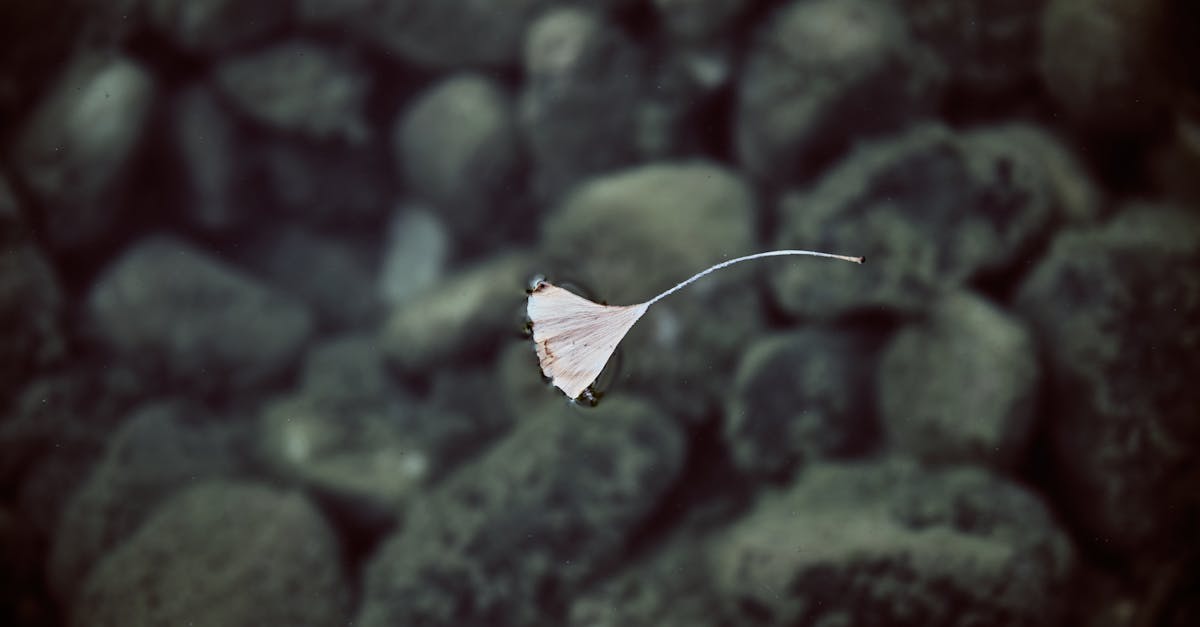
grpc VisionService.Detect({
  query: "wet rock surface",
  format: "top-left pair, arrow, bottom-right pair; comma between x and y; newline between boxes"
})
86,236 -> 313,392
358,397 -> 685,627
146,0 -> 284,55
1016,205 -> 1200,554
879,291 -> 1040,470
725,328 -> 878,479
771,123 -> 1058,317
71,481 -> 351,627
710,459 -> 1076,627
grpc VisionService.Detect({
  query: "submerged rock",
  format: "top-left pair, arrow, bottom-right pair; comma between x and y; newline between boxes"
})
879,291 -> 1039,471
725,328 -> 878,479
520,7 -> 642,202
147,0 -> 284,54
540,162 -> 761,418
397,73 -> 524,243
377,206 -> 450,308
12,54 -> 154,249
709,459 -> 1075,626
358,397 -> 684,627
216,41 -> 370,144
171,85 -> 242,230
72,481 -> 351,627
770,124 -> 1059,318
736,0 -> 943,183
1016,204 -> 1200,554
49,401 -> 247,604
87,236 -> 313,392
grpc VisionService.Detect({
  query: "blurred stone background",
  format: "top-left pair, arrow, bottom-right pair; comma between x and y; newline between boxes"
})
1,0 -> 1198,626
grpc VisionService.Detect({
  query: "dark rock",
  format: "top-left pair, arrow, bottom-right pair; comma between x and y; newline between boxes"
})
1001,124 -> 1103,224
171,85 -> 241,230
497,339 -> 559,421
86,236 -> 313,392
540,162 -> 762,418
48,401 -> 248,604
568,535 -> 729,627
652,0 -> 749,44
300,334 -> 396,405
0,177 -> 63,405
1016,204 -> 1200,554
347,0 -> 630,70
240,227 -> 379,330
254,138 -> 391,226
879,291 -> 1039,470
380,250 -> 534,370
770,124 -> 1058,317
358,397 -> 685,627
0,364 -> 145,535
899,0 -> 1045,95
725,328 -> 877,480
0,505 -> 55,627
72,481 -> 351,627
520,7 -> 642,202
12,54 -> 154,249
709,459 -> 1076,626
396,73 -> 523,243
146,0 -> 284,55
216,41 -> 370,144
378,206 -> 450,308
736,0 -> 943,183
1039,0 -> 1166,132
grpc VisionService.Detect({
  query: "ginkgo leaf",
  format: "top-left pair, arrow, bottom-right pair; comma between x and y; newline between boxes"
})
526,249 -> 863,402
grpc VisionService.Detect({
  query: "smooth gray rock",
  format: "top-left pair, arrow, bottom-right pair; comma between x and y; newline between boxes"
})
725,328 -> 878,479
540,162 -> 762,418
87,236 -> 313,391
1039,0 -> 1165,131
397,74 -> 523,242
12,55 -> 155,248
217,41 -> 369,143
568,535 -> 729,627
736,0 -> 943,183
879,291 -> 1039,470
147,0 -> 284,54
0,177 -> 63,404
172,85 -> 240,230
520,7 -> 641,202
48,402 -> 247,604
72,481 -> 351,627
1016,204 -> 1200,554
380,250 -> 534,370
770,124 -> 1057,317
709,459 -> 1075,626
378,206 -> 450,308
899,0 -> 1045,95
358,397 -> 685,627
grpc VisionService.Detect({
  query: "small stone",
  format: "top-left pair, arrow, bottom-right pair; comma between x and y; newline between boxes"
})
1039,0 -> 1165,131
87,236 -> 313,391
396,74 -> 523,243
12,54 -> 155,248
899,0 -> 1045,95
497,338 -> 558,421
736,0 -> 943,183
147,0 -> 284,55
568,536 -> 728,627
48,401 -> 247,604
520,7 -> 642,202
709,459 -> 1076,626
725,328 -> 878,480
1016,204 -> 1200,554
300,334 -> 396,406
0,177 -> 63,404
254,138 -> 391,226
72,481 -> 351,627
378,206 -> 450,307
217,41 -> 370,143
771,123 -> 1056,317
652,0 -> 748,43
239,227 -> 379,330
879,291 -> 1039,470
358,397 -> 684,627
171,85 -> 240,230
380,251 -> 534,370
540,162 -> 762,418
